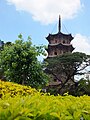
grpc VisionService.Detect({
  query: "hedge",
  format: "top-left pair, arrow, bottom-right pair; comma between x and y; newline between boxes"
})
0,80 -> 90,120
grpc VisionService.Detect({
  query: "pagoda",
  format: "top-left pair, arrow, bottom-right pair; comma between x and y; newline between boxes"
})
46,15 -> 74,57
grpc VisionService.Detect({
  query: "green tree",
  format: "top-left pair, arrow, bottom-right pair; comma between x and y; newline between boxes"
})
70,78 -> 90,96
0,34 -> 48,88
45,52 -> 90,95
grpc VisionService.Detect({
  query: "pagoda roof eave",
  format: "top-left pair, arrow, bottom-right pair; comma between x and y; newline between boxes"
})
46,32 -> 72,37
48,43 -> 75,51
46,32 -> 74,41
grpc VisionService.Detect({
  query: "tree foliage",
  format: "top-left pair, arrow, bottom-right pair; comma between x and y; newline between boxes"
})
70,78 -> 90,96
0,34 -> 48,88
45,52 -> 90,95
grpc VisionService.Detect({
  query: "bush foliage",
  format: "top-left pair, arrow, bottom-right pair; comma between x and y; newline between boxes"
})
0,80 -> 37,98
0,80 -> 90,120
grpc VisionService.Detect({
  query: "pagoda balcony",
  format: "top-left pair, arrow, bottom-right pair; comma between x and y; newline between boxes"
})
48,55 -> 57,57
49,43 -> 72,46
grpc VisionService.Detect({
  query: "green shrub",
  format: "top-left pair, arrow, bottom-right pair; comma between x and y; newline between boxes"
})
0,80 -> 90,120
0,94 -> 90,120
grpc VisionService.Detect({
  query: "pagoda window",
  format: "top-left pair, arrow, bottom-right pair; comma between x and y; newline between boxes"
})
63,40 -> 65,44
49,40 -> 52,44
55,39 -> 57,43
54,51 -> 57,55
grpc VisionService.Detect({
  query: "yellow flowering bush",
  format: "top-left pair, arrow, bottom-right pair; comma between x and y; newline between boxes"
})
0,80 -> 90,120
0,80 -> 37,98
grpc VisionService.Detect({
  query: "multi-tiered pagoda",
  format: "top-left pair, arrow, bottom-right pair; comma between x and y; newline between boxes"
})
46,15 -> 74,57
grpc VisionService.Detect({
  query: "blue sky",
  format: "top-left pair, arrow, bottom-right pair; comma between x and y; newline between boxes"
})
0,0 -> 90,55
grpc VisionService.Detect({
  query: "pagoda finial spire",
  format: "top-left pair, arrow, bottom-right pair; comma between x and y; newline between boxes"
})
58,15 -> 61,33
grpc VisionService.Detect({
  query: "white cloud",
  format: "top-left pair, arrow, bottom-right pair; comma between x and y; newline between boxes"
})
72,34 -> 90,55
7,0 -> 82,24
